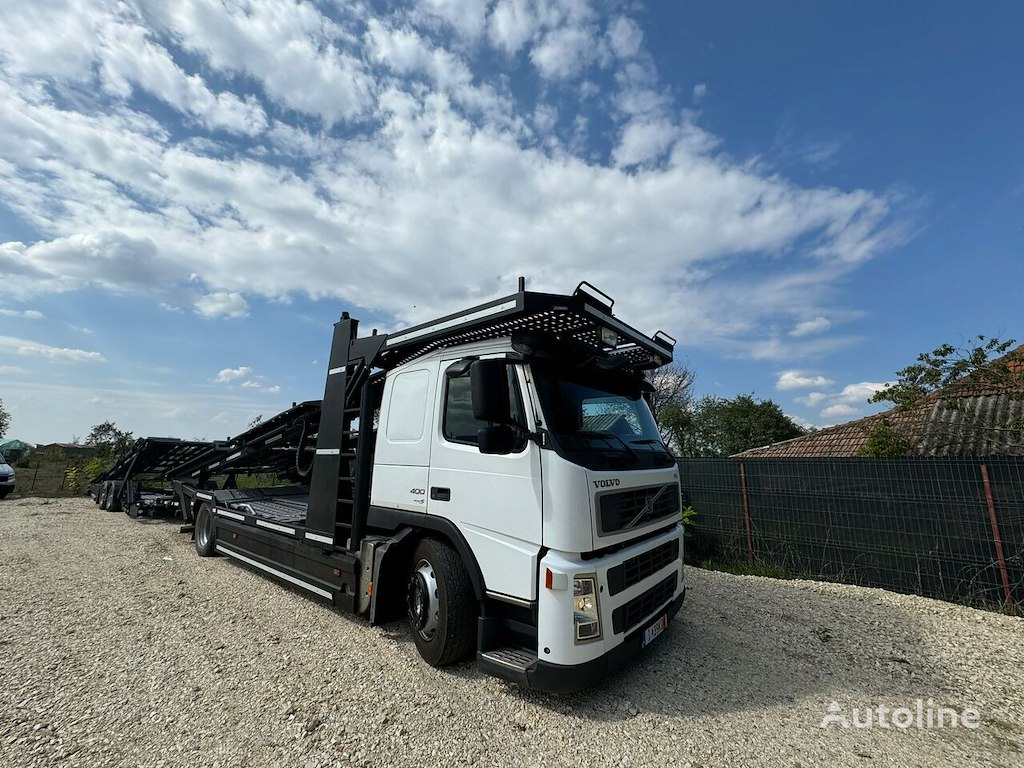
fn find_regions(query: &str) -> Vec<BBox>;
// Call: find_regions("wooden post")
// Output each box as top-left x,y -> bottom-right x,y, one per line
980,463 -> 1013,604
740,461 -> 754,565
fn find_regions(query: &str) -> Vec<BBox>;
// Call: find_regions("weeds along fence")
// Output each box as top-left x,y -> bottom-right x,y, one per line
11,464 -> 283,500
678,456 -> 1024,607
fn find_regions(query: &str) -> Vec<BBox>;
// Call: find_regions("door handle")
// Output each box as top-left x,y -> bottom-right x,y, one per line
430,487 -> 451,502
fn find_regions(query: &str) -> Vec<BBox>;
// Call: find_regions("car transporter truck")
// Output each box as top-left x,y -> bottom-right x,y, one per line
178,279 -> 686,692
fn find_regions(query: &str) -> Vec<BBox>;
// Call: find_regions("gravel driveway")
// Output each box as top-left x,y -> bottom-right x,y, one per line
1,497 -> 1021,768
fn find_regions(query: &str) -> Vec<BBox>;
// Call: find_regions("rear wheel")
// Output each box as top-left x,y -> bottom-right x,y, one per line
406,538 -> 476,666
99,482 -> 111,510
194,502 -> 217,557
106,481 -> 123,513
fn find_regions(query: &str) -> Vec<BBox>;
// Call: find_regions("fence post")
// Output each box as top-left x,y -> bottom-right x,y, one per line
980,463 -> 1013,604
739,460 -> 754,565
31,466 -> 39,492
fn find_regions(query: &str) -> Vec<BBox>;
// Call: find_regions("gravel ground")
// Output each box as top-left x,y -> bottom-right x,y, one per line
1,497 -> 1022,768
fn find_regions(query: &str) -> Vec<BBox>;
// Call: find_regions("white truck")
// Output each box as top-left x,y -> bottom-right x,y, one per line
183,279 -> 686,692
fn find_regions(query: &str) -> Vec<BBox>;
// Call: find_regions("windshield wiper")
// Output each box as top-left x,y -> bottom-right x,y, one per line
574,431 -> 639,463
630,438 -> 673,455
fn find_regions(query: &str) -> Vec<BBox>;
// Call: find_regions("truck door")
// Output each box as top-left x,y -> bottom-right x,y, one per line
371,363 -> 437,514
428,359 -> 543,601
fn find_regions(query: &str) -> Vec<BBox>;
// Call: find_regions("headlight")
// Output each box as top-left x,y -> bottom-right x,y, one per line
573,575 -> 601,642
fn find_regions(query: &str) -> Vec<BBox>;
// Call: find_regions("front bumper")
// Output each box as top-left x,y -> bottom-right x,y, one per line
478,586 -> 686,694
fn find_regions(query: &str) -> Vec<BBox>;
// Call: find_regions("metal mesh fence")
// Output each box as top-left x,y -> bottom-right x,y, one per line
679,456 -> 1024,607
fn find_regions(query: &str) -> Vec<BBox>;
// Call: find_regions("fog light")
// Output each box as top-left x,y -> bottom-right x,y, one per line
573,575 -> 601,642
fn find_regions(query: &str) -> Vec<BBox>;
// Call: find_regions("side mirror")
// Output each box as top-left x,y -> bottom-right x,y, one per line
470,359 -> 511,424
478,425 -> 515,455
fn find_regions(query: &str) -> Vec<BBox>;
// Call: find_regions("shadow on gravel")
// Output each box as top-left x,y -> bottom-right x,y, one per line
506,571 -> 954,722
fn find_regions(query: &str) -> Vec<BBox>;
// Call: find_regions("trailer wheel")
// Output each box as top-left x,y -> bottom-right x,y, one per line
106,481 -> 123,513
406,538 -> 476,667
97,482 -> 110,509
194,502 -> 218,557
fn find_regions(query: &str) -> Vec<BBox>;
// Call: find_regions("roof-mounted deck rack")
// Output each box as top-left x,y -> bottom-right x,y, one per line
376,281 -> 674,372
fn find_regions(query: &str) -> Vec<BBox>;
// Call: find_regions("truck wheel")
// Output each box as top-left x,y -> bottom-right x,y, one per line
194,502 -> 218,557
406,538 -> 476,667
98,482 -> 110,509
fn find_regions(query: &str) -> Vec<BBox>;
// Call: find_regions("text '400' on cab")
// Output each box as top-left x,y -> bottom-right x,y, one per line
187,280 -> 686,692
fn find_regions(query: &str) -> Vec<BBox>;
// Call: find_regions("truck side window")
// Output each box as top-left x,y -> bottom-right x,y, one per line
443,367 -> 527,450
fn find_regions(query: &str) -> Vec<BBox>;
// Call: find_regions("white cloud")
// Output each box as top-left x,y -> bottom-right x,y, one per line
0,308 -> 44,319
821,403 -> 860,419
214,366 -> 253,383
0,335 -> 106,363
836,381 -> 890,404
797,380 -> 892,421
0,365 -> 28,374
776,371 -> 834,390
607,16 -> 643,59
692,83 -> 707,103
0,0 -> 905,361
530,25 -> 599,80
789,316 -> 831,336
612,118 -> 680,167
195,292 -> 249,319
796,391 -> 830,407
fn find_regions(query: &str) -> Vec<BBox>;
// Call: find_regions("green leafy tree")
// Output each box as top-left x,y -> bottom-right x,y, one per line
677,394 -> 806,457
869,335 -> 1023,454
84,420 -> 136,459
0,398 -> 10,439
857,418 -> 912,458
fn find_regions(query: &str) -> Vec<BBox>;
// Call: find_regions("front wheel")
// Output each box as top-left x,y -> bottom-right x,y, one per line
194,502 -> 218,557
406,538 -> 476,667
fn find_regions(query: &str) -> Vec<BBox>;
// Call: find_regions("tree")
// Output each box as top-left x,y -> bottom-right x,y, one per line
869,335 -> 1023,454
857,418 -> 912,458
646,362 -> 696,449
0,398 -> 9,439
84,420 -> 135,458
677,394 -> 806,457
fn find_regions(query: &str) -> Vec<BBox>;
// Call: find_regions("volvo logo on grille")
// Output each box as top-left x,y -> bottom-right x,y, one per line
593,478 -> 621,488
628,485 -> 669,529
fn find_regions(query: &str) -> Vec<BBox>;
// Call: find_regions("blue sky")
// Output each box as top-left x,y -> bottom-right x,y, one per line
0,0 -> 1021,443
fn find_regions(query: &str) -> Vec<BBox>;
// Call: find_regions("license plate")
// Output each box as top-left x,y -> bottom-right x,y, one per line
642,614 -> 668,648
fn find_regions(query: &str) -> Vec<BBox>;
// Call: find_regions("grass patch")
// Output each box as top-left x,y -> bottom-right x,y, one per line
698,558 -> 796,580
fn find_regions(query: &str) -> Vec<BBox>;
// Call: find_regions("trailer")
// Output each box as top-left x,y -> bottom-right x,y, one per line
90,437 -> 216,518
170,400 -> 322,524
184,279 -> 686,692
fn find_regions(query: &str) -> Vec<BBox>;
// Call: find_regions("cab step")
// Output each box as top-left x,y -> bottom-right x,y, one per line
479,646 -> 537,672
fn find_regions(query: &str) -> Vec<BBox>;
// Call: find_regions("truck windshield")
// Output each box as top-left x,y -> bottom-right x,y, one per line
530,362 -> 675,471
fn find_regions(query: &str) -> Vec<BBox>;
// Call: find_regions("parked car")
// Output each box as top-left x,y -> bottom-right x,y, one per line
0,452 -> 15,499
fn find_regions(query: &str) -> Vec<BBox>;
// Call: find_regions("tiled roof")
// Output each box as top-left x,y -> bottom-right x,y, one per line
736,344 -> 1024,458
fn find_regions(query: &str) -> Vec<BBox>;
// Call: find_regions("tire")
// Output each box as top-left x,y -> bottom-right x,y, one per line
406,538 -> 476,667
99,482 -> 112,510
106,481 -> 123,513
0,489 -> 10,500
194,502 -> 218,557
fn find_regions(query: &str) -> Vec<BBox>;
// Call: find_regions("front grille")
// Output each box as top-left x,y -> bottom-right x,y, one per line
598,484 -> 680,535
0,473 -> 11,482
611,572 -> 678,634
606,538 -> 679,596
